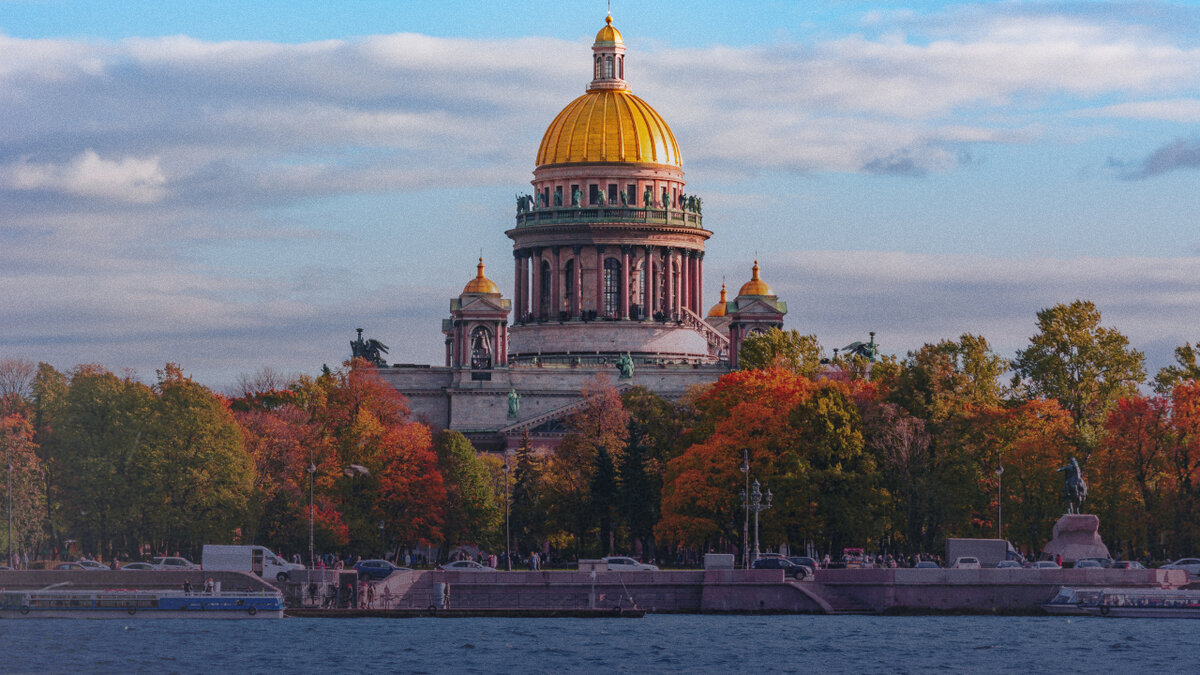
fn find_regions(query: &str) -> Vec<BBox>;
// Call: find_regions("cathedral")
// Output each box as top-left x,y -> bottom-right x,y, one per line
378,15 -> 788,451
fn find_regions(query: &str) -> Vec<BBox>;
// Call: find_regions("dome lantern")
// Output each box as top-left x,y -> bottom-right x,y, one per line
462,256 -> 500,295
590,14 -> 628,93
738,260 -> 774,297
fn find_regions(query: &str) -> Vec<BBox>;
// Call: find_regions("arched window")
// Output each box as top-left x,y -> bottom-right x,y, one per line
594,55 -> 601,79
603,258 -> 621,318
564,259 -> 575,315
618,56 -> 624,79
604,55 -> 614,78
470,326 -> 492,370
539,259 -> 551,319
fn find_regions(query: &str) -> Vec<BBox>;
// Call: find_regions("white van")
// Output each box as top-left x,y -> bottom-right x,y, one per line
201,545 -> 299,582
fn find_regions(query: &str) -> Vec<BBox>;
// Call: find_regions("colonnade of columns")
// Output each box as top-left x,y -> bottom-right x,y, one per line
512,245 -> 704,322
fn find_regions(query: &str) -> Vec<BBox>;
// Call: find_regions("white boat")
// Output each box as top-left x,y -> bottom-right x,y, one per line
1040,587 -> 1104,615
1043,587 -> 1200,619
0,588 -> 284,619
1090,587 -> 1200,619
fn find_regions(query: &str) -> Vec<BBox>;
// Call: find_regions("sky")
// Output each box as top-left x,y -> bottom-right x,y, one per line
3,0 -> 1200,391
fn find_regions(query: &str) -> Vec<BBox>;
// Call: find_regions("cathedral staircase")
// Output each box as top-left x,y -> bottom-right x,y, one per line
680,306 -> 729,356
500,383 -> 634,436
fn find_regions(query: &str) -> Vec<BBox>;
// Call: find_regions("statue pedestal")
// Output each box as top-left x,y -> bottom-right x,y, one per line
1042,514 -> 1110,563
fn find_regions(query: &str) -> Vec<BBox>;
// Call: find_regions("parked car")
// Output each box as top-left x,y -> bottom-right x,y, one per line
1111,560 -> 1146,570
76,559 -> 111,570
119,562 -> 157,571
913,561 -> 941,569
601,556 -> 659,571
788,556 -> 820,571
995,560 -> 1022,569
1033,560 -> 1061,569
55,562 -> 86,570
1074,559 -> 1104,569
151,556 -> 200,571
753,557 -> 810,579
1075,557 -> 1113,568
1161,558 -> 1200,576
951,557 -> 981,569
355,559 -> 409,580
439,560 -> 497,572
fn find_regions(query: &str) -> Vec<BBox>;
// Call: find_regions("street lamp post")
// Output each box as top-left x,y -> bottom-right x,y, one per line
308,455 -> 316,573
749,479 -> 773,562
504,450 -> 512,571
6,448 -> 12,569
996,464 -> 1004,539
740,449 -> 750,569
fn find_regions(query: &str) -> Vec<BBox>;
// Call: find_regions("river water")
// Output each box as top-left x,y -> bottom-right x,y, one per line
4,614 -> 1196,673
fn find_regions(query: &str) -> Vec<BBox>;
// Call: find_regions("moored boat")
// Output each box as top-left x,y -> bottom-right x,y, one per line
0,588 -> 284,619
1040,587 -> 1103,615
1090,587 -> 1200,619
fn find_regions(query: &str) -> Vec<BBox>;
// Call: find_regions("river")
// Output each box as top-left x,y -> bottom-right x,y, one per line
5,614 -> 1195,673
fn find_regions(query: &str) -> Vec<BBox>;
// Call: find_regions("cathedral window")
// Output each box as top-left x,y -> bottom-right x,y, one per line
589,184 -> 600,205
539,259 -> 551,319
595,55 -> 601,79
565,259 -> 575,315
604,55 -> 614,78
619,56 -> 624,79
603,258 -> 621,318
608,183 -> 618,204
470,326 -> 492,370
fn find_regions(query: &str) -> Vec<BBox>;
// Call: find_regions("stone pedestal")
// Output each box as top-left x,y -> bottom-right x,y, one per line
1042,513 -> 1110,563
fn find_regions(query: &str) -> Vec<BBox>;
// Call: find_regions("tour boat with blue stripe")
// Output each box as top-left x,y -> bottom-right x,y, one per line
0,589 -> 284,619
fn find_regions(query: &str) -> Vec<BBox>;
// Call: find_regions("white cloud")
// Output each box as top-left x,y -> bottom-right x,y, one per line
1079,98 -> 1200,122
3,150 -> 166,202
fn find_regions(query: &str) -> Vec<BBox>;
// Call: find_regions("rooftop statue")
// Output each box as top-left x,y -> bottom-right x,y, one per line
643,185 -> 653,209
841,331 -> 878,362
1057,456 -> 1088,514
572,189 -> 582,207
507,388 -> 520,418
350,328 -> 389,367
617,352 -> 634,379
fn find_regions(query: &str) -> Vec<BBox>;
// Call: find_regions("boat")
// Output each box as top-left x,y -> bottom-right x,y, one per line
1040,587 -> 1103,615
0,588 -> 284,619
1090,587 -> 1200,619
1043,587 -> 1200,619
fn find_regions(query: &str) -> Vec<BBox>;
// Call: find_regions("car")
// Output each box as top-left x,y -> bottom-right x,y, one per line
1033,560 -> 1061,569
119,562 -> 157,570
0,564 -> 10,570
995,560 -> 1022,569
354,559 -> 410,580
753,557 -> 810,579
76,559 -> 111,570
601,556 -> 659,571
1074,559 -> 1103,569
1076,557 -> 1113,568
55,562 -> 86,570
151,556 -> 200,571
1161,558 -> 1200,576
1111,560 -> 1146,570
788,556 -> 820,571
439,560 -> 497,572
913,561 -> 941,569
951,557 -> 981,569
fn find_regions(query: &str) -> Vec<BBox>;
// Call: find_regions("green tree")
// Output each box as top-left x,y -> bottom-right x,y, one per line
738,328 -> 824,377
508,431 -> 543,555
1154,342 -> 1200,394
1,414 -> 48,558
433,430 -> 501,552
1012,300 -> 1145,457
590,445 -> 618,555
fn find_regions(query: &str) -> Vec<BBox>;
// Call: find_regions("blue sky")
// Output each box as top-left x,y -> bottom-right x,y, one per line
3,1 -> 1200,388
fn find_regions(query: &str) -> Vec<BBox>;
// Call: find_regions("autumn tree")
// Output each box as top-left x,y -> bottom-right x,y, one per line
1154,342 -> 1200,394
1091,395 -> 1172,558
433,430 -> 501,553
1012,300 -> 1145,457
508,431 -> 544,556
0,358 -> 36,416
738,328 -> 824,377
0,414 -> 48,557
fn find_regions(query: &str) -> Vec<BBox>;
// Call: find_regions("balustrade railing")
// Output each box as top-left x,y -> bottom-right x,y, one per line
514,206 -> 703,229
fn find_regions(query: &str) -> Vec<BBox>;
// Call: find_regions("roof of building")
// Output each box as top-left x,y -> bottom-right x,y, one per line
707,282 -> 729,317
595,14 -> 623,44
737,260 -> 774,297
462,257 -> 500,295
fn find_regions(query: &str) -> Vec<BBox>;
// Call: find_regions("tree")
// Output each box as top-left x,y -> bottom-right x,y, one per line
0,358 -> 36,416
738,328 -> 824,377
0,414 -> 48,558
1092,394 -> 1171,559
433,430 -> 501,552
1154,342 -> 1200,394
508,431 -> 543,554
590,444 -> 618,555
1012,300 -> 1145,457
892,334 -> 1008,423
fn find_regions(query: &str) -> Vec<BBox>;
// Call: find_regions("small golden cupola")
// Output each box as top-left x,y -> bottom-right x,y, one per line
737,260 -> 774,297
462,257 -> 500,295
707,283 -> 729,317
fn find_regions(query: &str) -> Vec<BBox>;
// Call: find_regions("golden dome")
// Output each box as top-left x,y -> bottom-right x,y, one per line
707,283 -> 729,317
595,15 -> 623,44
536,90 -> 681,168
462,257 -> 500,295
738,260 -> 774,297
